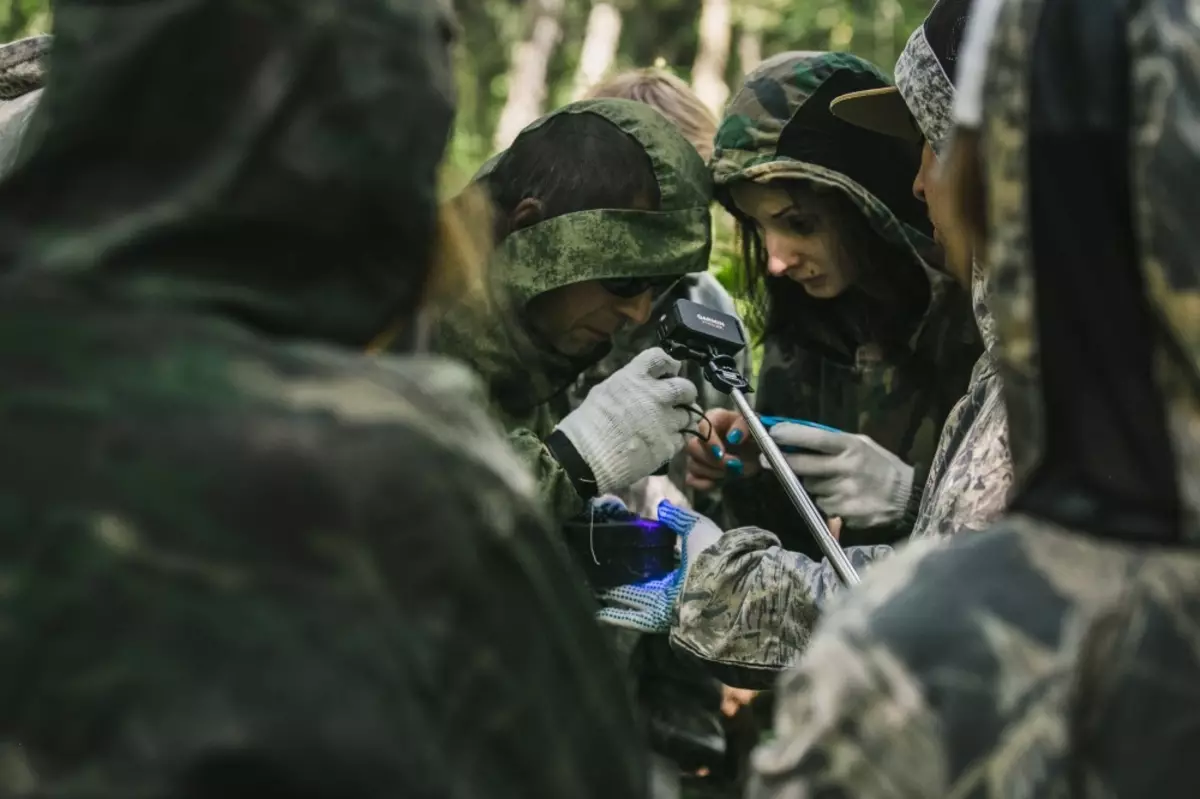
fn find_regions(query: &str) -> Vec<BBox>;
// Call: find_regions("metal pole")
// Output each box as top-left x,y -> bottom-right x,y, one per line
729,388 -> 861,586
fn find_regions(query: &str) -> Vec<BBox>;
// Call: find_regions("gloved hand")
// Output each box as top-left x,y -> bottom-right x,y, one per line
762,423 -> 914,528
556,347 -> 697,494
595,501 -> 724,633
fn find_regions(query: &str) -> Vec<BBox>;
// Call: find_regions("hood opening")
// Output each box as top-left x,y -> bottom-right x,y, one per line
1010,0 -> 1180,543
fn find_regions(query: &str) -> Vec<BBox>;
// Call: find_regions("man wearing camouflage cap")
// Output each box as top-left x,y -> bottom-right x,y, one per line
423,99 -> 714,527
0,0 -> 649,796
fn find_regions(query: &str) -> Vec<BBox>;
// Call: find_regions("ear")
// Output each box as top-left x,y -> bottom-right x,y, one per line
509,197 -> 544,233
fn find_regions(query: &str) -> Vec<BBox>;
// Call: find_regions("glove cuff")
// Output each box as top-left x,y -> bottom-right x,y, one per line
891,463 -> 916,520
656,500 -> 700,535
557,413 -> 644,494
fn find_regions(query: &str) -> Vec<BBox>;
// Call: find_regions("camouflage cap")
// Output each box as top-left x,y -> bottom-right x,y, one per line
0,0 -> 455,348
0,35 -> 48,175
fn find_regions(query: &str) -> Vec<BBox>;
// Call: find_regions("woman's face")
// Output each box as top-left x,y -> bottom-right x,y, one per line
729,182 -> 855,299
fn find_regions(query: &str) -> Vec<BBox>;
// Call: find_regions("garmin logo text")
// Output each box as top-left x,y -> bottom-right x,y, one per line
697,314 -> 726,329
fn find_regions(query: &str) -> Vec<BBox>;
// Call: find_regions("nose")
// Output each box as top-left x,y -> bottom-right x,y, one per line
763,230 -> 800,277
614,290 -> 655,326
913,159 -> 928,203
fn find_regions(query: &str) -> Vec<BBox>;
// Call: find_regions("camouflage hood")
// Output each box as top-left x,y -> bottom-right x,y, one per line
434,98 -> 712,421
981,0 -> 1200,537
712,51 -> 953,346
0,34 -> 48,175
0,0 -> 455,349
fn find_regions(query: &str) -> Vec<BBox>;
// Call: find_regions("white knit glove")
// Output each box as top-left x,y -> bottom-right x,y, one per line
556,347 -> 697,494
763,423 -> 915,528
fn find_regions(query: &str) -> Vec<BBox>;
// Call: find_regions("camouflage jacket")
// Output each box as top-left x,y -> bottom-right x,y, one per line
0,1 -> 649,796
711,52 -> 980,554
751,0 -> 1200,794
430,99 -> 713,527
0,35 -> 47,175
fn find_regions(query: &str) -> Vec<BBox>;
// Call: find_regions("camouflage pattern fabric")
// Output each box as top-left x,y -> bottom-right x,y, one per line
0,35 -> 47,176
748,0 -> 1200,794
430,98 -> 713,526
0,0 -> 650,796
711,51 -> 979,551
909,258 -> 1011,539
671,528 -> 891,689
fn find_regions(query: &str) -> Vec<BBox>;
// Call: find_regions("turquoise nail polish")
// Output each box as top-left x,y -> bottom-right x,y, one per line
711,444 -> 723,459
727,458 -> 744,475
726,429 -> 744,445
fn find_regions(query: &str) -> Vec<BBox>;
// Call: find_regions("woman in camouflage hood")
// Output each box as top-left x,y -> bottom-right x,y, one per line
0,0 -> 650,795
686,51 -> 980,554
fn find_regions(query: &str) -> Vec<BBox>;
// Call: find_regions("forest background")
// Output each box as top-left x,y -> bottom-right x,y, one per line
0,0 -> 936,342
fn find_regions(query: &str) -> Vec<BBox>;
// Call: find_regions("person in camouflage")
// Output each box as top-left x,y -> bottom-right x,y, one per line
749,0 -> 1200,793
685,52 -> 980,558
832,0 -> 1012,541
0,0 -> 650,796
564,68 -> 751,521
425,100 -> 714,528
0,34 -> 47,174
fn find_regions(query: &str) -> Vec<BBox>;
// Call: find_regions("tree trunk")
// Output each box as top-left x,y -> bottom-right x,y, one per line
736,27 -> 762,78
492,0 -> 565,152
691,0 -> 732,116
571,1 -> 623,100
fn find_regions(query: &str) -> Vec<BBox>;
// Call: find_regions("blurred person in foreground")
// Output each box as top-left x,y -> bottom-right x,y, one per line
748,0 -> 1200,793
0,0 -> 648,796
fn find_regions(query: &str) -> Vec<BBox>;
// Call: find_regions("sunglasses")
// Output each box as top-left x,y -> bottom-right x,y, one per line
599,275 -> 683,299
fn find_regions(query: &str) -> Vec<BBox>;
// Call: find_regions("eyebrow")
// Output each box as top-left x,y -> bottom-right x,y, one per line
770,205 -> 796,219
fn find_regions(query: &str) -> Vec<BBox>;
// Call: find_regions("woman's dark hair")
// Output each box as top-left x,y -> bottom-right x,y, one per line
728,67 -> 932,356
734,183 -> 930,357
481,112 -> 661,241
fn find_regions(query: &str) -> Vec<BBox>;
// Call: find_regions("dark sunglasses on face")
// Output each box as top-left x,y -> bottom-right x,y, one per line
599,274 -> 683,299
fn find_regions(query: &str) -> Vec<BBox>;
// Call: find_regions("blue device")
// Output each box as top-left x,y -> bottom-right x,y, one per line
756,416 -> 843,453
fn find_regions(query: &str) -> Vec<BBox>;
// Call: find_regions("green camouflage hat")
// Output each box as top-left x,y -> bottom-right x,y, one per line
712,51 -> 936,276
433,98 -> 713,420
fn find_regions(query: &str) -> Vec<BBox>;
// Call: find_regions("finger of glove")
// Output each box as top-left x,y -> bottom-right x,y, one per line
590,495 -> 630,514
770,423 -> 849,454
596,606 -> 669,633
631,346 -> 683,379
657,502 -> 700,536
649,376 -> 698,408
805,475 -> 851,499
597,585 -> 657,611
760,451 -> 847,478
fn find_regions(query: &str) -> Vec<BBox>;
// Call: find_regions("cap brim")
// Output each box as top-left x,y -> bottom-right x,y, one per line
830,87 -> 922,143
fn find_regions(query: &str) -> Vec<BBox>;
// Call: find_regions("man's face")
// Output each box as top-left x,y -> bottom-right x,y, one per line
913,141 -> 973,287
526,280 -> 658,356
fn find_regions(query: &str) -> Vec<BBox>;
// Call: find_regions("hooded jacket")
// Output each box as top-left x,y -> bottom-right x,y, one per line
748,0 -> 1200,794
431,99 -> 713,525
710,52 -> 981,553
0,1 -> 648,796
898,13 -> 1013,541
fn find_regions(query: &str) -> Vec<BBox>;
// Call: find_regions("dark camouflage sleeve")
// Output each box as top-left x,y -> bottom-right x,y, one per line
670,526 -> 892,689
507,426 -> 590,527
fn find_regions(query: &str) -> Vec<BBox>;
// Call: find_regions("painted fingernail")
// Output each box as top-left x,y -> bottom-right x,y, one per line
726,429 -> 743,445
727,458 -> 744,475
711,444 -> 724,459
